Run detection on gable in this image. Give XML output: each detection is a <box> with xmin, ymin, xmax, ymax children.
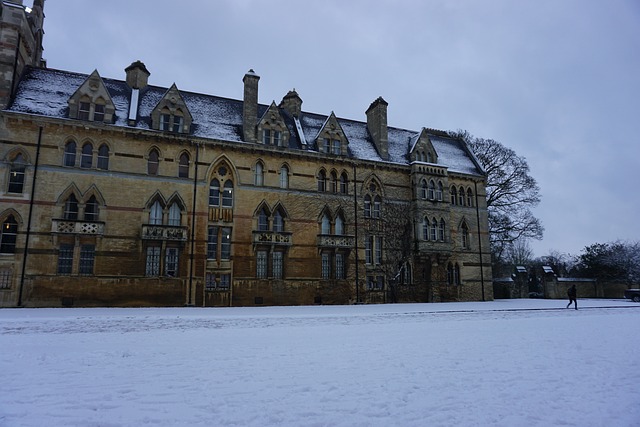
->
<box><xmin>67</xmin><ymin>70</ymin><xmax>116</xmax><ymax>123</ymax></box>
<box><xmin>314</xmin><ymin>112</ymin><xmax>349</xmax><ymax>155</ymax></box>
<box><xmin>410</xmin><ymin>128</ymin><xmax>438</xmax><ymax>164</ymax></box>
<box><xmin>150</xmin><ymin>83</ymin><xmax>193</xmax><ymax>133</ymax></box>
<box><xmin>256</xmin><ymin>102</ymin><xmax>290</xmax><ymax>147</ymax></box>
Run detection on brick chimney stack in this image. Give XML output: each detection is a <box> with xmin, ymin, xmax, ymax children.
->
<box><xmin>242</xmin><ymin>69</ymin><xmax>260</xmax><ymax>142</ymax></box>
<box><xmin>366</xmin><ymin>96</ymin><xmax>389</xmax><ymax>160</ymax></box>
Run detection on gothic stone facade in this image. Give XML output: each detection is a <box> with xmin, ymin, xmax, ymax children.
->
<box><xmin>0</xmin><ymin>4</ymin><xmax>491</xmax><ymax>308</ymax></box>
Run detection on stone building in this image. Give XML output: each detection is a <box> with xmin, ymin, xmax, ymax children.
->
<box><xmin>0</xmin><ymin>1</ymin><xmax>492</xmax><ymax>307</ymax></box>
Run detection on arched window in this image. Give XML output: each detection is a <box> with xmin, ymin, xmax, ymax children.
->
<box><xmin>340</xmin><ymin>172</ymin><xmax>348</xmax><ymax>194</ymax></box>
<box><xmin>402</xmin><ymin>263</ymin><xmax>412</xmax><ymax>285</ymax></box>
<box><xmin>8</xmin><ymin>153</ymin><xmax>26</xmax><ymax>193</ymax></box>
<box><xmin>84</xmin><ymin>195</ymin><xmax>99</xmax><ymax>221</ymax></box>
<box><xmin>450</xmin><ymin>186</ymin><xmax>457</xmax><ymax>205</ymax></box>
<box><xmin>64</xmin><ymin>140</ymin><xmax>76</xmax><ymax>167</ymax></box>
<box><xmin>373</xmin><ymin>195</ymin><xmax>381</xmax><ymax>219</ymax></box>
<box><xmin>422</xmin><ymin>217</ymin><xmax>429</xmax><ymax>240</ymax></box>
<box><xmin>335</xmin><ymin>214</ymin><xmax>344</xmax><ymax>235</ymax></box>
<box><xmin>148</xmin><ymin>149</ymin><xmax>159</xmax><ymax>175</ymax></box>
<box><xmin>254</xmin><ymin>162</ymin><xmax>264</xmax><ymax>186</ymax></box>
<box><xmin>317</xmin><ymin>170</ymin><xmax>327</xmax><ymax>192</ymax></box>
<box><xmin>321</xmin><ymin>213</ymin><xmax>331</xmax><ymax>235</ymax></box>
<box><xmin>149</xmin><ymin>200</ymin><xmax>163</xmax><ymax>225</ymax></box>
<box><xmin>364</xmin><ymin>195</ymin><xmax>371</xmax><ymax>218</ymax></box>
<box><xmin>0</xmin><ymin>215</ymin><xmax>18</xmax><ymax>254</ymax></box>
<box><xmin>461</xmin><ymin>222</ymin><xmax>470</xmax><ymax>249</ymax></box>
<box><xmin>458</xmin><ymin>187</ymin><xmax>465</xmax><ymax>206</ymax></box>
<box><xmin>209</xmin><ymin>179</ymin><xmax>220</xmax><ymax>206</ymax></box>
<box><xmin>81</xmin><ymin>142</ymin><xmax>93</xmax><ymax>169</ymax></box>
<box><xmin>455</xmin><ymin>263</ymin><xmax>461</xmax><ymax>285</ymax></box>
<box><xmin>64</xmin><ymin>194</ymin><xmax>79</xmax><ymax>220</ymax></box>
<box><xmin>420</xmin><ymin>180</ymin><xmax>428</xmax><ymax>199</ymax></box>
<box><xmin>467</xmin><ymin>188</ymin><xmax>474</xmax><ymax>207</ymax></box>
<box><xmin>439</xmin><ymin>218</ymin><xmax>446</xmax><ymax>241</ymax></box>
<box><xmin>222</xmin><ymin>181</ymin><xmax>233</xmax><ymax>207</ymax></box>
<box><xmin>430</xmin><ymin>217</ymin><xmax>437</xmax><ymax>241</ymax></box>
<box><xmin>178</xmin><ymin>153</ymin><xmax>189</xmax><ymax>178</ymax></box>
<box><xmin>280</xmin><ymin>165</ymin><xmax>289</xmax><ymax>189</ymax></box>
<box><xmin>330</xmin><ymin>171</ymin><xmax>338</xmax><ymax>193</ymax></box>
<box><xmin>428</xmin><ymin>180</ymin><xmax>435</xmax><ymax>200</ymax></box>
<box><xmin>97</xmin><ymin>144</ymin><xmax>109</xmax><ymax>170</ymax></box>
<box><xmin>258</xmin><ymin>207</ymin><xmax>269</xmax><ymax>231</ymax></box>
<box><xmin>168</xmin><ymin>203</ymin><xmax>181</xmax><ymax>226</ymax></box>
<box><xmin>447</xmin><ymin>263</ymin><xmax>454</xmax><ymax>285</ymax></box>
<box><xmin>436</xmin><ymin>181</ymin><xmax>443</xmax><ymax>201</ymax></box>
<box><xmin>273</xmin><ymin>210</ymin><xmax>284</xmax><ymax>232</ymax></box>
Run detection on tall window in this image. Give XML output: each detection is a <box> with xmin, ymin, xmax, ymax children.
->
<box><xmin>455</xmin><ymin>263</ymin><xmax>461</xmax><ymax>285</ymax></box>
<box><xmin>258</xmin><ymin>208</ymin><xmax>269</xmax><ymax>231</ymax></box>
<box><xmin>335</xmin><ymin>253</ymin><xmax>345</xmax><ymax>279</ymax></box>
<box><xmin>450</xmin><ymin>186</ymin><xmax>457</xmax><ymax>205</ymax></box>
<box><xmin>422</xmin><ymin>217</ymin><xmax>429</xmax><ymax>240</ymax></box>
<box><xmin>78</xmin><ymin>100</ymin><xmax>91</xmax><ymax>121</ymax></box>
<box><xmin>430</xmin><ymin>217</ymin><xmax>437</xmax><ymax>241</ymax></box>
<box><xmin>458</xmin><ymin>188</ymin><xmax>465</xmax><ymax>206</ymax></box>
<box><xmin>373</xmin><ymin>196</ymin><xmax>381</xmax><ymax>219</ymax></box>
<box><xmin>321</xmin><ymin>214</ymin><xmax>331</xmax><ymax>235</ymax></box>
<box><xmin>84</xmin><ymin>195</ymin><xmax>99</xmax><ymax>221</ymax></box>
<box><xmin>420</xmin><ymin>180</ymin><xmax>428</xmax><ymax>199</ymax></box>
<box><xmin>365</xmin><ymin>236</ymin><xmax>372</xmax><ymax>264</ymax></box>
<box><xmin>79</xmin><ymin>244</ymin><xmax>95</xmax><ymax>276</ymax></box>
<box><xmin>64</xmin><ymin>195</ymin><xmax>79</xmax><ymax>220</ymax></box>
<box><xmin>209</xmin><ymin>179</ymin><xmax>220</xmax><ymax>206</ymax></box>
<box><xmin>273</xmin><ymin>130</ymin><xmax>282</xmax><ymax>146</ymax></box>
<box><xmin>172</xmin><ymin>111</ymin><xmax>184</xmax><ymax>133</ymax></box>
<box><xmin>207</xmin><ymin>227</ymin><xmax>218</xmax><ymax>260</ymax></box>
<box><xmin>0</xmin><ymin>216</ymin><xmax>18</xmax><ymax>254</ymax></box>
<box><xmin>273</xmin><ymin>251</ymin><xmax>283</xmax><ymax>279</ymax></box>
<box><xmin>340</xmin><ymin>173</ymin><xmax>348</xmax><ymax>194</ymax></box>
<box><xmin>254</xmin><ymin>162</ymin><xmax>264</xmax><ymax>186</ymax></box>
<box><xmin>279</xmin><ymin>165</ymin><xmax>289</xmax><ymax>189</ymax></box>
<box><xmin>467</xmin><ymin>188</ymin><xmax>474</xmax><ymax>207</ymax></box>
<box><xmin>64</xmin><ymin>141</ymin><xmax>76</xmax><ymax>167</ymax></box>
<box><xmin>317</xmin><ymin>170</ymin><xmax>327</xmax><ymax>192</ymax></box>
<box><xmin>0</xmin><ymin>268</ymin><xmax>11</xmax><ymax>289</ymax></box>
<box><xmin>168</xmin><ymin>203</ymin><xmax>181</xmax><ymax>226</ymax></box>
<box><xmin>262</xmin><ymin>129</ymin><xmax>271</xmax><ymax>145</ymax></box>
<box><xmin>375</xmin><ymin>236</ymin><xmax>383</xmax><ymax>264</ymax></box>
<box><xmin>178</xmin><ymin>153</ymin><xmax>189</xmax><ymax>178</ymax></box>
<box><xmin>146</xmin><ymin>246</ymin><xmax>161</xmax><ymax>276</ymax></box>
<box><xmin>364</xmin><ymin>195</ymin><xmax>371</xmax><ymax>218</ymax></box>
<box><xmin>332</xmin><ymin>140</ymin><xmax>341</xmax><ymax>155</ymax></box>
<box><xmin>149</xmin><ymin>201</ymin><xmax>163</xmax><ymax>225</ymax></box>
<box><xmin>160</xmin><ymin>108</ymin><xmax>171</xmax><ymax>131</ymax></box>
<box><xmin>220</xmin><ymin>227</ymin><xmax>231</xmax><ymax>260</ymax></box>
<box><xmin>439</xmin><ymin>219</ymin><xmax>446</xmax><ymax>241</ymax></box>
<box><xmin>148</xmin><ymin>149</ymin><xmax>159</xmax><ymax>175</ymax></box>
<box><xmin>257</xmin><ymin>250</ymin><xmax>268</xmax><ymax>279</ymax></box>
<box><xmin>57</xmin><ymin>244</ymin><xmax>74</xmax><ymax>275</ymax></box>
<box><xmin>321</xmin><ymin>252</ymin><xmax>331</xmax><ymax>279</ymax></box>
<box><xmin>165</xmin><ymin>247</ymin><xmax>179</xmax><ymax>277</ymax></box>
<box><xmin>335</xmin><ymin>215</ymin><xmax>344</xmax><ymax>235</ymax></box>
<box><xmin>97</xmin><ymin>144</ymin><xmax>109</xmax><ymax>170</ymax></box>
<box><xmin>330</xmin><ymin>171</ymin><xmax>338</xmax><ymax>193</ymax></box>
<box><xmin>461</xmin><ymin>223</ymin><xmax>470</xmax><ymax>249</ymax></box>
<box><xmin>8</xmin><ymin>153</ymin><xmax>26</xmax><ymax>193</ymax></box>
<box><xmin>94</xmin><ymin>100</ymin><xmax>105</xmax><ymax>122</ymax></box>
<box><xmin>80</xmin><ymin>143</ymin><xmax>93</xmax><ymax>169</ymax></box>
<box><xmin>428</xmin><ymin>180</ymin><xmax>435</xmax><ymax>200</ymax></box>
<box><xmin>273</xmin><ymin>211</ymin><xmax>284</xmax><ymax>232</ymax></box>
<box><xmin>437</xmin><ymin>181</ymin><xmax>443</xmax><ymax>201</ymax></box>
<box><xmin>222</xmin><ymin>181</ymin><xmax>233</xmax><ymax>207</ymax></box>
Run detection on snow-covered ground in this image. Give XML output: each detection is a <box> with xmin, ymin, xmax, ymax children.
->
<box><xmin>1</xmin><ymin>299</ymin><xmax>639</xmax><ymax>427</ymax></box>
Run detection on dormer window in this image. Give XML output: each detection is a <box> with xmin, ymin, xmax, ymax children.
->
<box><xmin>159</xmin><ymin>108</ymin><xmax>185</xmax><ymax>133</ymax></box>
<box><xmin>332</xmin><ymin>140</ymin><xmax>341</xmax><ymax>155</ymax></box>
<box><xmin>262</xmin><ymin>129</ymin><xmax>282</xmax><ymax>146</ymax></box>
<box><xmin>160</xmin><ymin>111</ymin><xmax>171</xmax><ymax>131</ymax></box>
<box><xmin>78</xmin><ymin>99</ymin><xmax>90</xmax><ymax>120</ymax></box>
<box><xmin>94</xmin><ymin>101</ymin><xmax>105</xmax><ymax>122</ymax></box>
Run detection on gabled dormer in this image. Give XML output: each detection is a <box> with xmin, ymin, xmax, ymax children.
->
<box><xmin>150</xmin><ymin>83</ymin><xmax>192</xmax><ymax>134</ymax></box>
<box><xmin>257</xmin><ymin>102</ymin><xmax>290</xmax><ymax>147</ymax></box>
<box><xmin>315</xmin><ymin>112</ymin><xmax>348</xmax><ymax>156</ymax></box>
<box><xmin>410</xmin><ymin>128</ymin><xmax>438</xmax><ymax>164</ymax></box>
<box><xmin>68</xmin><ymin>70</ymin><xmax>116</xmax><ymax>123</ymax></box>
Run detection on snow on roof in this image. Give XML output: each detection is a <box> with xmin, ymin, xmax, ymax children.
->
<box><xmin>7</xmin><ymin>67</ymin><xmax>483</xmax><ymax>176</ymax></box>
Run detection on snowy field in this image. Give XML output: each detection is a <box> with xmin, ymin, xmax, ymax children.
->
<box><xmin>1</xmin><ymin>299</ymin><xmax>639</xmax><ymax>427</ymax></box>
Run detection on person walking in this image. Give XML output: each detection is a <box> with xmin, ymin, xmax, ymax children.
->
<box><xmin>567</xmin><ymin>284</ymin><xmax>578</xmax><ymax>310</ymax></box>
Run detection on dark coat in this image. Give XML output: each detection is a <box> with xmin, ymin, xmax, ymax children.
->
<box><xmin>567</xmin><ymin>285</ymin><xmax>577</xmax><ymax>299</ymax></box>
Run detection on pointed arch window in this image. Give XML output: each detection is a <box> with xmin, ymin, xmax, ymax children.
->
<box><xmin>64</xmin><ymin>140</ymin><xmax>76</xmax><ymax>167</ymax></box>
<box><xmin>450</xmin><ymin>186</ymin><xmax>457</xmax><ymax>205</ymax></box>
<box><xmin>222</xmin><ymin>181</ymin><xmax>233</xmax><ymax>208</ymax></box>
<box><xmin>84</xmin><ymin>195</ymin><xmax>99</xmax><ymax>221</ymax></box>
<box><xmin>420</xmin><ymin>180</ymin><xmax>428</xmax><ymax>199</ymax></box>
<box><xmin>422</xmin><ymin>217</ymin><xmax>429</xmax><ymax>240</ymax></box>
<box><xmin>340</xmin><ymin>172</ymin><xmax>348</xmax><ymax>194</ymax></box>
<box><xmin>467</xmin><ymin>188</ymin><xmax>474</xmax><ymax>207</ymax></box>
<box><xmin>148</xmin><ymin>149</ymin><xmax>159</xmax><ymax>175</ymax></box>
<box><xmin>168</xmin><ymin>202</ymin><xmax>181</xmax><ymax>226</ymax></box>
<box><xmin>373</xmin><ymin>195</ymin><xmax>382</xmax><ymax>219</ymax></box>
<box><xmin>254</xmin><ymin>162</ymin><xmax>264</xmax><ymax>186</ymax></box>
<box><xmin>439</xmin><ymin>218</ymin><xmax>446</xmax><ymax>241</ymax></box>
<box><xmin>437</xmin><ymin>181</ymin><xmax>443</xmax><ymax>201</ymax></box>
<box><xmin>64</xmin><ymin>195</ymin><xmax>79</xmax><ymax>220</ymax></box>
<box><xmin>321</xmin><ymin>213</ymin><xmax>331</xmax><ymax>235</ymax></box>
<box><xmin>430</xmin><ymin>217</ymin><xmax>437</xmax><ymax>241</ymax></box>
<box><xmin>455</xmin><ymin>263</ymin><xmax>461</xmax><ymax>285</ymax></box>
<box><xmin>461</xmin><ymin>222</ymin><xmax>470</xmax><ymax>249</ymax></box>
<box><xmin>279</xmin><ymin>165</ymin><xmax>289</xmax><ymax>189</ymax></box>
<box><xmin>81</xmin><ymin>142</ymin><xmax>93</xmax><ymax>169</ymax></box>
<box><xmin>97</xmin><ymin>144</ymin><xmax>109</xmax><ymax>170</ymax></box>
<box><xmin>149</xmin><ymin>200</ymin><xmax>163</xmax><ymax>225</ymax></box>
<box><xmin>428</xmin><ymin>180</ymin><xmax>435</xmax><ymax>200</ymax></box>
<box><xmin>8</xmin><ymin>153</ymin><xmax>27</xmax><ymax>193</ymax></box>
<box><xmin>330</xmin><ymin>171</ymin><xmax>338</xmax><ymax>193</ymax></box>
<box><xmin>258</xmin><ymin>207</ymin><xmax>269</xmax><ymax>231</ymax></box>
<box><xmin>317</xmin><ymin>170</ymin><xmax>327</xmax><ymax>192</ymax></box>
<box><xmin>0</xmin><ymin>215</ymin><xmax>18</xmax><ymax>254</ymax></box>
<box><xmin>273</xmin><ymin>210</ymin><xmax>284</xmax><ymax>232</ymax></box>
<box><xmin>209</xmin><ymin>178</ymin><xmax>220</xmax><ymax>206</ymax></box>
<box><xmin>458</xmin><ymin>187</ymin><xmax>465</xmax><ymax>206</ymax></box>
<box><xmin>335</xmin><ymin>214</ymin><xmax>344</xmax><ymax>235</ymax></box>
<box><xmin>447</xmin><ymin>263</ymin><xmax>454</xmax><ymax>285</ymax></box>
<box><xmin>364</xmin><ymin>195</ymin><xmax>371</xmax><ymax>218</ymax></box>
<box><xmin>178</xmin><ymin>153</ymin><xmax>189</xmax><ymax>178</ymax></box>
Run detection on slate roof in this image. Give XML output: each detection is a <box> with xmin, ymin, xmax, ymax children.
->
<box><xmin>7</xmin><ymin>67</ymin><xmax>484</xmax><ymax>176</ymax></box>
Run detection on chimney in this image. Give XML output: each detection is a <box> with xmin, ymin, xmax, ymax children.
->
<box><xmin>242</xmin><ymin>69</ymin><xmax>260</xmax><ymax>142</ymax></box>
<box><xmin>125</xmin><ymin>60</ymin><xmax>150</xmax><ymax>90</ymax></box>
<box><xmin>366</xmin><ymin>96</ymin><xmax>389</xmax><ymax>160</ymax></box>
<box><xmin>279</xmin><ymin>89</ymin><xmax>302</xmax><ymax>118</ymax></box>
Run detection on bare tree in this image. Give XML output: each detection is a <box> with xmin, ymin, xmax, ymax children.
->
<box><xmin>450</xmin><ymin>130</ymin><xmax>543</xmax><ymax>262</ymax></box>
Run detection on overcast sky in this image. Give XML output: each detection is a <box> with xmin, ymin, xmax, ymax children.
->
<box><xmin>40</xmin><ymin>0</ymin><xmax>640</xmax><ymax>258</ymax></box>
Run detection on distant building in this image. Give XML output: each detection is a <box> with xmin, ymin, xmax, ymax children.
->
<box><xmin>0</xmin><ymin>1</ymin><xmax>492</xmax><ymax>307</ymax></box>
